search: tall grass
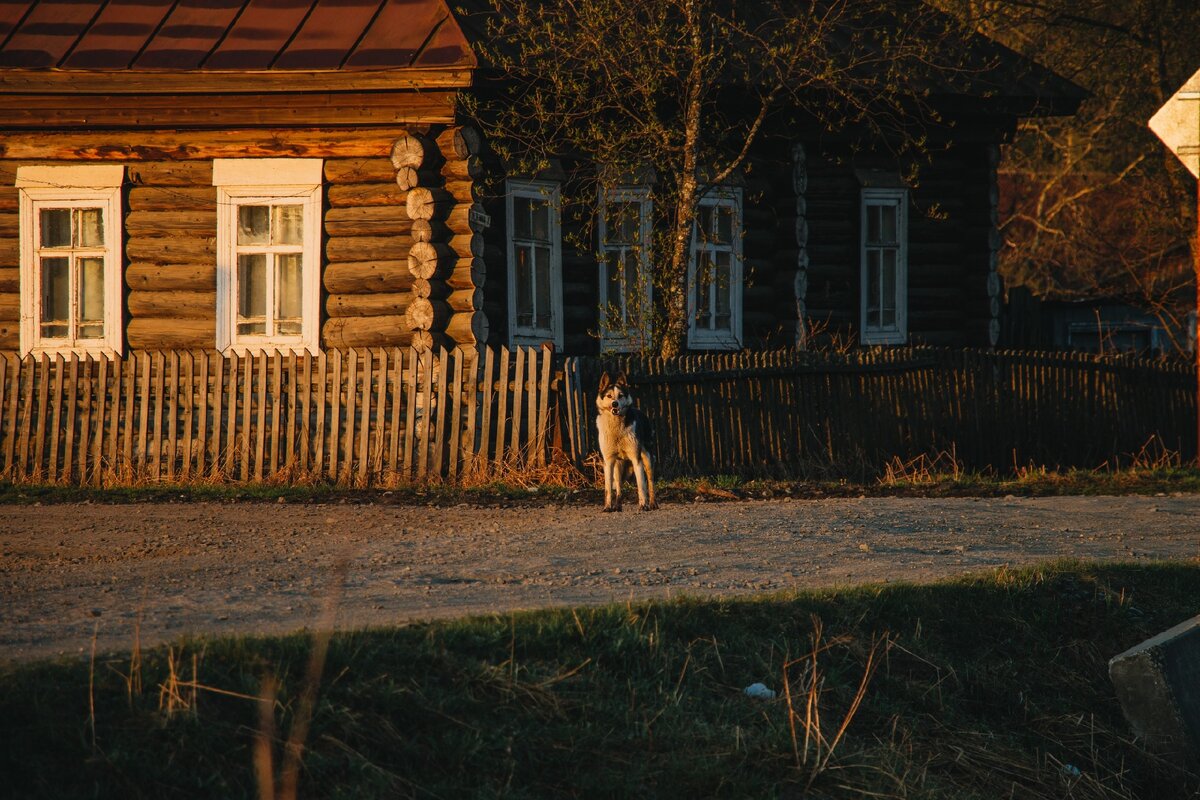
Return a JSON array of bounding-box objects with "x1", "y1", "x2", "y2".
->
[{"x1": 2, "y1": 562, "x2": 1198, "y2": 798}]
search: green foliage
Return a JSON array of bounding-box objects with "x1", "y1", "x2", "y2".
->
[{"x1": 2, "y1": 562, "x2": 1198, "y2": 797}]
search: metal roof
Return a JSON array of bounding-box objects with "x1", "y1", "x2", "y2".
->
[{"x1": 0, "y1": 0, "x2": 476, "y2": 71}]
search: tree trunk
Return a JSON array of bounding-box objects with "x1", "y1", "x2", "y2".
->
[{"x1": 660, "y1": 0, "x2": 703, "y2": 361}]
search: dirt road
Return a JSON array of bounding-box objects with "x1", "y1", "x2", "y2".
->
[{"x1": 1, "y1": 494, "x2": 1197, "y2": 662}]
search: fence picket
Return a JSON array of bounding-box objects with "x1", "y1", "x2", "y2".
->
[
  {"x1": 448, "y1": 348, "x2": 464, "y2": 478},
  {"x1": 417, "y1": 347, "x2": 434, "y2": 477},
  {"x1": 432, "y1": 347, "x2": 449, "y2": 477},
  {"x1": 45, "y1": 355, "x2": 63, "y2": 482},
  {"x1": 402, "y1": 347, "x2": 418, "y2": 478}
]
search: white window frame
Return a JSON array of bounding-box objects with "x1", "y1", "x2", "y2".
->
[
  {"x1": 17, "y1": 166, "x2": 125, "y2": 357},
  {"x1": 505, "y1": 180, "x2": 562, "y2": 348},
  {"x1": 860, "y1": 188, "x2": 908, "y2": 345},
  {"x1": 598, "y1": 186, "x2": 653, "y2": 352},
  {"x1": 687, "y1": 187, "x2": 743, "y2": 350},
  {"x1": 214, "y1": 159, "x2": 322, "y2": 355}
]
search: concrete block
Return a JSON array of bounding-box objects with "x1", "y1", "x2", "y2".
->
[{"x1": 1109, "y1": 615, "x2": 1200, "y2": 757}]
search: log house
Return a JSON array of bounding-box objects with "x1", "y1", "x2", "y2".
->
[{"x1": 0, "y1": 0, "x2": 1082, "y2": 360}]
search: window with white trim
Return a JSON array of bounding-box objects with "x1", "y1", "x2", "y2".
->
[
  {"x1": 598, "y1": 187, "x2": 652, "y2": 352},
  {"x1": 214, "y1": 159, "x2": 322, "y2": 354},
  {"x1": 506, "y1": 180, "x2": 562, "y2": 347},
  {"x1": 860, "y1": 188, "x2": 908, "y2": 345},
  {"x1": 17, "y1": 166, "x2": 124, "y2": 356},
  {"x1": 687, "y1": 188, "x2": 742, "y2": 350}
]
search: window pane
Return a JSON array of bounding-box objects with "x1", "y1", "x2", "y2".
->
[
  {"x1": 515, "y1": 246, "x2": 532, "y2": 327},
  {"x1": 237, "y1": 205, "x2": 269, "y2": 246},
  {"x1": 866, "y1": 205, "x2": 881, "y2": 245},
  {"x1": 714, "y1": 205, "x2": 732, "y2": 245},
  {"x1": 623, "y1": 250, "x2": 639, "y2": 325},
  {"x1": 237, "y1": 253, "x2": 267, "y2": 334},
  {"x1": 608, "y1": 201, "x2": 638, "y2": 245},
  {"x1": 513, "y1": 196, "x2": 531, "y2": 239},
  {"x1": 276, "y1": 253, "x2": 303, "y2": 334},
  {"x1": 714, "y1": 252, "x2": 731, "y2": 329},
  {"x1": 866, "y1": 249, "x2": 881, "y2": 324},
  {"x1": 77, "y1": 208, "x2": 104, "y2": 247},
  {"x1": 605, "y1": 252, "x2": 624, "y2": 327},
  {"x1": 881, "y1": 249, "x2": 897, "y2": 327},
  {"x1": 531, "y1": 199, "x2": 550, "y2": 241},
  {"x1": 78, "y1": 256, "x2": 105, "y2": 339},
  {"x1": 694, "y1": 251, "x2": 711, "y2": 328},
  {"x1": 535, "y1": 245, "x2": 551, "y2": 329},
  {"x1": 40, "y1": 257, "x2": 70, "y2": 337},
  {"x1": 697, "y1": 206, "x2": 713, "y2": 243},
  {"x1": 881, "y1": 204, "x2": 898, "y2": 245},
  {"x1": 40, "y1": 209, "x2": 72, "y2": 248},
  {"x1": 272, "y1": 205, "x2": 304, "y2": 246}
]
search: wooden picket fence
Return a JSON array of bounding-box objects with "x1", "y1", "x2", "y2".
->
[
  {"x1": 561, "y1": 347, "x2": 1198, "y2": 476},
  {"x1": 0, "y1": 346, "x2": 555, "y2": 485},
  {"x1": 0, "y1": 344, "x2": 1194, "y2": 485}
]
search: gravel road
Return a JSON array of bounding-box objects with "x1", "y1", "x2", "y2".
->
[{"x1": 1, "y1": 494, "x2": 1197, "y2": 662}]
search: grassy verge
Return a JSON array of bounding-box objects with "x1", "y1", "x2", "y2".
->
[
  {"x1": 2, "y1": 465, "x2": 1199, "y2": 507},
  {"x1": 2, "y1": 561, "x2": 1198, "y2": 798}
]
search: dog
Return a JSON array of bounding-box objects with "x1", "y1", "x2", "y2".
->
[{"x1": 595, "y1": 372, "x2": 657, "y2": 512}]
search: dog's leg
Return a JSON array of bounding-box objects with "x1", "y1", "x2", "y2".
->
[
  {"x1": 612, "y1": 460, "x2": 625, "y2": 512},
  {"x1": 631, "y1": 452, "x2": 650, "y2": 511},
  {"x1": 602, "y1": 457, "x2": 616, "y2": 512},
  {"x1": 640, "y1": 451, "x2": 657, "y2": 510}
]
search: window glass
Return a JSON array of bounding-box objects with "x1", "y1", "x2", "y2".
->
[
  {"x1": 514, "y1": 247, "x2": 533, "y2": 327},
  {"x1": 535, "y1": 245, "x2": 552, "y2": 329},
  {"x1": 40, "y1": 257, "x2": 70, "y2": 337},
  {"x1": 273, "y1": 205, "x2": 304, "y2": 246},
  {"x1": 77, "y1": 208, "x2": 104, "y2": 247},
  {"x1": 78, "y1": 257, "x2": 105, "y2": 339},
  {"x1": 40, "y1": 209, "x2": 71, "y2": 248},
  {"x1": 237, "y1": 253, "x2": 267, "y2": 335},
  {"x1": 237, "y1": 205, "x2": 270, "y2": 246},
  {"x1": 530, "y1": 199, "x2": 550, "y2": 240},
  {"x1": 275, "y1": 253, "x2": 303, "y2": 334},
  {"x1": 513, "y1": 196, "x2": 531, "y2": 239}
]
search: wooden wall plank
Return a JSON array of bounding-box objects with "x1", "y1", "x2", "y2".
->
[
  {"x1": 387, "y1": 347, "x2": 403, "y2": 476},
  {"x1": 254, "y1": 352, "x2": 267, "y2": 482},
  {"x1": 509, "y1": 348, "x2": 525, "y2": 463},
  {"x1": 417, "y1": 348, "x2": 433, "y2": 478},
  {"x1": 343, "y1": 348, "x2": 358, "y2": 485},
  {"x1": 538, "y1": 347, "x2": 552, "y2": 467},
  {"x1": 45, "y1": 355, "x2": 63, "y2": 482},
  {"x1": 432, "y1": 347, "x2": 449, "y2": 477},
  {"x1": 402, "y1": 347, "x2": 418, "y2": 478},
  {"x1": 448, "y1": 348, "x2": 464, "y2": 478},
  {"x1": 494, "y1": 347, "x2": 510, "y2": 464},
  {"x1": 372, "y1": 348, "x2": 387, "y2": 478},
  {"x1": 77, "y1": 355, "x2": 94, "y2": 484}
]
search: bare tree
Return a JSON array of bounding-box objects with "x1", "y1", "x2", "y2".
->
[
  {"x1": 461, "y1": 0, "x2": 975, "y2": 357},
  {"x1": 945, "y1": 0, "x2": 1200, "y2": 344}
]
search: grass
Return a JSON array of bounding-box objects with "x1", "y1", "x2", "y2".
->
[
  {"x1": 1, "y1": 464, "x2": 1199, "y2": 507},
  {"x1": 2, "y1": 561, "x2": 1199, "y2": 798}
]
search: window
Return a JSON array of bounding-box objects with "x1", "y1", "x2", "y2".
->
[
  {"x1": 598, "y1": 187, "x2": 652, "y2": 352},
  {"x1": 17, "y1": 165, "x2": 124, "y2": 356},
  {"x1": 860, "y1": 188, "x2": 908, "y2": 345},
  {"x1": 506, "y1": 180, "x2": 562, "y2": 347},
  {"x1": 687, "y1": 188, "x2": 742, "y2": 350},
  {"x1": 214, "y1": 159, "x2": 322, "y2": 354}
]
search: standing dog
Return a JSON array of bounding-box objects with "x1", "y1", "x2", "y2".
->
[{"x1": 595, "y1": 373, "x2": 657, "y2": 512}]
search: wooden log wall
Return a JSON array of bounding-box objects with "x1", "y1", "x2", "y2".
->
[
  {"x1": 0, "y1": 127, "x2": 456, "y2": 352},
  {"x1": 562, "y1": 347, "x2": 1198, "y2": 476},
  {"x1": 0, "y1": 345, "x2": 555, "y2": 485},
  {"x1": 390, "y1": 125, "x2": 489, "y2": 351},
  {"x1": 799, "y1": 140, "x2": 1002, "y2": 348}
]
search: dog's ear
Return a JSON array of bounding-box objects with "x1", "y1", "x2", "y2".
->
[
  {"x1": 615, "y1": 372, "x2": 628, "y2": 388},
  {"x1": 598, "y1": 372, "x2": 611, "y2": 393}
]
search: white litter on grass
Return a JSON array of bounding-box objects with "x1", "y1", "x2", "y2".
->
[
  {"x1": 743, "y1": 682, "x2": 776, "y2": 700},
  {"x1": 1062, "y1": 764, "x2": 1082, "y2": 779}
]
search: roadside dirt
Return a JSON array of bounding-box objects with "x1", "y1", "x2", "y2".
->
[{"x1": 2, "y1": 494, "x2": 1197, "y2": 662}]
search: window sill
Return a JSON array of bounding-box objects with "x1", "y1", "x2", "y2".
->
[{"x1": 860, "y1": 330, "x2": 908, "y2": 346}]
